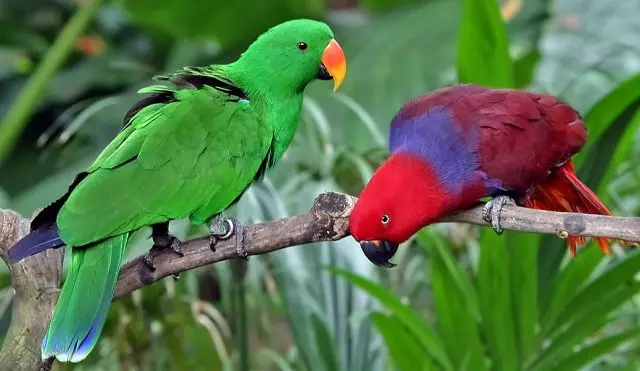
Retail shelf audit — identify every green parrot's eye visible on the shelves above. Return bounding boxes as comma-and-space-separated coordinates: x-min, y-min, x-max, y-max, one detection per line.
297, 42, 308, 51
381, 215, 390, 225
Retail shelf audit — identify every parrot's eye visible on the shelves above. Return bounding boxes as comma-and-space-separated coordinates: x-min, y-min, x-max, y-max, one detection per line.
297, 42, 308, 51
381, 215, 390, 225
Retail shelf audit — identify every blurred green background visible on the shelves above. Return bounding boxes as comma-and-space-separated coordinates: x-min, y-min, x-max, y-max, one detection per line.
0, 0, 640, 370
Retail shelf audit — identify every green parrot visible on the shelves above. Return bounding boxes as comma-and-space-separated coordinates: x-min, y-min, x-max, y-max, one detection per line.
9, 18, 347, 363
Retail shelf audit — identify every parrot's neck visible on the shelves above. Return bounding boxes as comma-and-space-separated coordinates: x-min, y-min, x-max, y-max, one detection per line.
388, 154, 479, 225
357, 153, 487, 243
225, 63, 305, 162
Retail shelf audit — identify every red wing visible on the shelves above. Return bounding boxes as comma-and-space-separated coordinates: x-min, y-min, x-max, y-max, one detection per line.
449, 86, 586, 193
390, 84, 587, 194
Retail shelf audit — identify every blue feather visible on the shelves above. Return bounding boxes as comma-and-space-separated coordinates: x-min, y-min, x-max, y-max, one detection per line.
8, 225, 64, 263
389, 106, 504, 195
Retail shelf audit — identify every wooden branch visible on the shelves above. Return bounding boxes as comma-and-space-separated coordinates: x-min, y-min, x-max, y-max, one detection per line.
0, 191, 639, 370
114, 192, 354, 298
0, 209, 61, 371
441, 204, 640, 242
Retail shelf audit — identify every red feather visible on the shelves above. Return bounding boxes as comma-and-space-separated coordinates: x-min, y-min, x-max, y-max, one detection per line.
522, 161, 620, 256
393, 84, 588, 193
352, 84, 628, 256
439, 85, 620, 255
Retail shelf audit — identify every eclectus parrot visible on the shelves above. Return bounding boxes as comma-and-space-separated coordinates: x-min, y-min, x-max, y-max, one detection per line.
9, 19, 347, 362
349, 84, 627, 267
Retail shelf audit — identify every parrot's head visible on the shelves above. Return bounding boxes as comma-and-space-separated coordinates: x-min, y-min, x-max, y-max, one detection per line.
238, 19, 346, 93
349, 153, 446, 268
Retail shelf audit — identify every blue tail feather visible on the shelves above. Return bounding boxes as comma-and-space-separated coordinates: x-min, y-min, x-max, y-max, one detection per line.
8, 225, 64, 263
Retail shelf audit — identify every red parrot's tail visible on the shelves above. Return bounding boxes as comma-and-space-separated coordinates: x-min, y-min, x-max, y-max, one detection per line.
523, 161, 619, 257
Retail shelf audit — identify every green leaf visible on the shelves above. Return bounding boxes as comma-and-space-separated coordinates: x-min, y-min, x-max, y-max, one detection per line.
456, 0, 513, 87
183, 322, 224, 370
0, 188, 9, 209
418, 231, 486, 370
359, 0, 424, 12
116, 0, 325, 48
331, 268, 453, 371
548, 329, 640, 371
370, 312, 435, 371
533, 253, 640, 369
257, 349, 296, 371
539, 247, 603, 340
507, 233, 539, 363
554, 252, 640, 332
527, 317, 608, 371
476, 231, 519, 370
578, 110, 640, 201
578, 99, 640, 193
593, 109, 640, 201
418, 231, 480, 319
311, 313, 340, 371
573, 74, 640, 169
529, 285, 640, 371
513, 47, 541, 88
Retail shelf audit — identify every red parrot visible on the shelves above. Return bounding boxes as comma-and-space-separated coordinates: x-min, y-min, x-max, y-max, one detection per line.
349, 84, 625, 267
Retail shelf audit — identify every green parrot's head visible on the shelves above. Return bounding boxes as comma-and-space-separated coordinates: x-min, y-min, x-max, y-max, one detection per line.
237, 19, 347, 93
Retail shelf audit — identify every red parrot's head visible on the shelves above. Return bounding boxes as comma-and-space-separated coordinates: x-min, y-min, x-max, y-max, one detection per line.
349, 153, 451, 268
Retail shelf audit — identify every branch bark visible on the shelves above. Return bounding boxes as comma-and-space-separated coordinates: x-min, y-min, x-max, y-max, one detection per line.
0, 191, 639, 370
0, 210, 61, 371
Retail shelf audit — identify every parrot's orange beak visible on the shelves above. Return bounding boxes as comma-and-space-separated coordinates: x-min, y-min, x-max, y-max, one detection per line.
320, 39, 346, 91
358, 240, 398, 268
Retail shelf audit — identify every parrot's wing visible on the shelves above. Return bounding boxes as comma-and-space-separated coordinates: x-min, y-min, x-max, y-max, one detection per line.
390, 85, 586, 194
469, 89, 586, 192
56, 85, 273, 247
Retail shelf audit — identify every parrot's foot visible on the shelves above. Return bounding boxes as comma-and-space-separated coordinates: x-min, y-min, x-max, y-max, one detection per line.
143, 223, 184, 280
482, 195, 516, 235
209, 216, 247, 260
153, 234, 184, 256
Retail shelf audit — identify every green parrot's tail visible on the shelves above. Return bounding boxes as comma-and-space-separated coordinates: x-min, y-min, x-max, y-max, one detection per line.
41, 233, 128, 363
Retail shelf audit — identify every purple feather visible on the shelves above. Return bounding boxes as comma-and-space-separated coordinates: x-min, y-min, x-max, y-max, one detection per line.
8, 224, 64, 263
389, 105, 504, 195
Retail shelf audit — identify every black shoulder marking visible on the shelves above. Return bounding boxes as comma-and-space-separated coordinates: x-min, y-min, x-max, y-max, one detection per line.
122, 68, 247, 129
253, 136, 277, 182
156, 68, 248, 102
122, 90, 176, 129
31, 171, 89, 231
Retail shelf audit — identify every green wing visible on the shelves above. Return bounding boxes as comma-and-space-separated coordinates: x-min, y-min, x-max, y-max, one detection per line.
57, 84, 272, 247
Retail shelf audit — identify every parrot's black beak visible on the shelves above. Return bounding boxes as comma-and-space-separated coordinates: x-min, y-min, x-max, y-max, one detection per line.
359, 240, 399, 268
317, 64, 332, 80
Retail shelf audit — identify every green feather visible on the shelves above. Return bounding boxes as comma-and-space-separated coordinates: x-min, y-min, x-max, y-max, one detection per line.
39, 18, 340, 363
42, 233, 127, 362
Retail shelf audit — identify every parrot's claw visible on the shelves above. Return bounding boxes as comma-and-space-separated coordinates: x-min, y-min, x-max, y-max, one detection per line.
143, 252, 157, 271
153, 234, 184, 256
209, 217, 247, 259
208, 216, 234, 251
143, 232, 184, 274
482, 195, 516, 235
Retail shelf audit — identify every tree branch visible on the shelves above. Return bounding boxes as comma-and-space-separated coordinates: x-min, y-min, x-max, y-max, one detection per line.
0, 209, 61, 371
1, 191, 639, 370
114, 192, 354, 298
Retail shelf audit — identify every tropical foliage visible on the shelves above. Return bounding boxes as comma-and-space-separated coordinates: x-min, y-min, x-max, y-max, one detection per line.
0, 0, 639, 370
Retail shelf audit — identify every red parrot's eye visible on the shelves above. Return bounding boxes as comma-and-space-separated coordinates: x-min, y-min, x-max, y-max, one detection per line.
381, 215, 390, 225
297, 42, 308, 51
